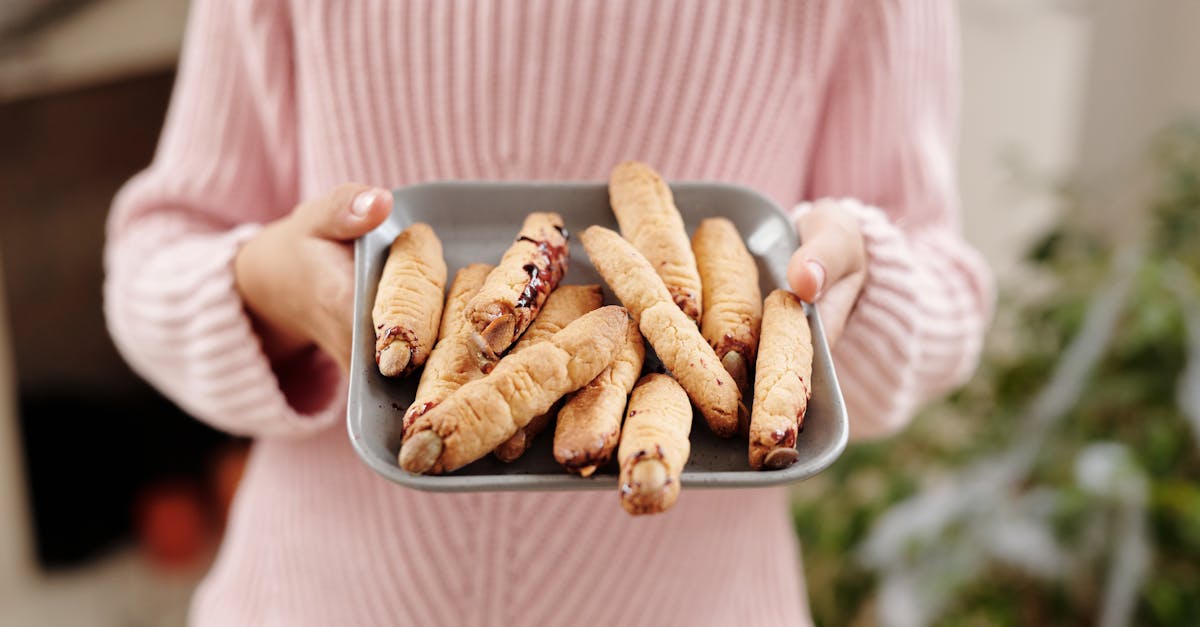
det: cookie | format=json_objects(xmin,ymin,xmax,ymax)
[
  {"xmin": 372, "ymin": 223, "xmax": 448, "ymax": 377},
  {"xmin": 609, "ymin": 161, "xmax": 703, "ymax": 323},
  {"xmin": 493, "ymin": 285, "xmax": 604, "ymax": 462},
  {"xmin": 749, "ymin": 290, "xmax": 813, "ymax": 470},
  {"xmin": 402, "ymin": 263, "xmax": 493, "ymax": 435},
  {"xmin": 692, "ymin": 217, "xmax": 762, "ymax": 406},
  {"xmin": 617, "ymin": 374, "xmax": 692, "ymax": 515},
  {"xmin": 400, "ymin": 306, "xmax": 629, "ymax": 475},
  {"xmin": 464, "ymin": 212, "xmax": 569, "ymax": 363},
  {"xmin": 553, "ymin": 315, "xmax": 645, "ymax": 476}
]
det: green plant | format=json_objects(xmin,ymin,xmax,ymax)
[{"xmin": 792, "ymin": 122, "xmax": 1200, "ymax": 626}]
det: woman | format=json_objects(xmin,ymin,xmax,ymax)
[{"xmin": 105, "ymin": 1, "xmax": 993, "ymax": 624}]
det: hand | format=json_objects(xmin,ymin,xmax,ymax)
[
  {"xmin": 234, "ymin": 184, "xmax": 392, "ymax": 372},
  {"xmin": 786, "ymin": 199, "xmax": 867, "ymax": 346}
]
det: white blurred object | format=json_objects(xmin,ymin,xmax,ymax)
[
  {"xmin": 1074, "ymin": 443, "xmax": 1149, "ymax": 627},
  {"xmin": 1075, "ymin": 443, "xmax": 1143, "ymax": 498},
  {"xmin": 980, "ymin": 493, "xmax": 1066, "ymax": 579}
]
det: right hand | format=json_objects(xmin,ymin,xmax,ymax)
[
  {"xmin": 234, "ymin": 184, "xmax": 392, "ymax": 372},
  {"xmin": 786, "ymin": 199, "xmax": 868, "ymax": 346}
]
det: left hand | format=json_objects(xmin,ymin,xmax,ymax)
[
  {"xmin": 786, "ymin": 199, "xmax": 868, "ymax": 346},
  {"xmin": 234, "ymin": 184, "xmax": 392, "ymax": 373}
]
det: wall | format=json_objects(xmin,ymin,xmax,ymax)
[
  {"xmin": 1074, "ymin": 0, "xmax": 1200, "ymax": 233},
  {"xmin": 957, "ymin": 0, "xmax": 1092, "ymax": 279}
]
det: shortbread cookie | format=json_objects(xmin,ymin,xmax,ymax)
[
  {"xmin": 639, "ymin": 301, "xmax": 740, "ymax": 438},
  {"xmin": 580, "ymin": 226, "xmax": 671, "ymax": 324},
  {"xmin": 402, "ymin": 263, "xmax": 493, "ymax": 435},
  {"xmin": 400, "ymin": 306, "xmax": 628, "ymax": 475},
  {"xmin": 509, "ymin": 285, "xmax": 603, "ymax": 351},
  {"xmin": 584, "ymin": 225, "xmax": 740, "ymax": 437},
  {"xmin": 463, "ymin": 212, "xmax": 569, "ymax": 363},
  {"xmin": 692, "ymin": 217, "xmax": 762, "ymax": 404},
  {"xmin": 553, "ymin": 315, "xmax": 645, "ymax": 476},
  {"xmin": 609, "ymin": 161, "xmax": 703, "ymax": 323},
  {"xmin": 617, "ymin": 374, "xmax": 692, "ymax": 515},
  {"xmin": 493, "ymin": 285, "xmax": 603, "ymax": 462},
  {"xmin": 372, "ymin": 223, "xmax": 447, "ymax": 377},
  {"xmin": 749, "ymin": 290, "xmax": 813, "ymax": 470}
]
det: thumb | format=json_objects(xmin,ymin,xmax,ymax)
[
  {"xmin": 786, "ymin": 199, "xmax": 866, "ymax": 303},
  {"xmin": 294, "ymin": 183, "xmax": 392, "ymax": 241}
]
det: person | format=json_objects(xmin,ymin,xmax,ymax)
[{"xmin": 104, "ymin": 1, "xmax": 994, "ymax": 624}]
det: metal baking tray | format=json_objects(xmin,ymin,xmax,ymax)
[{"xmin": 349, "ymin": 181, "xmax": 848, "ymax": 492}]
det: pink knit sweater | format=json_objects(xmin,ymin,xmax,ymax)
[{"xmin": 104, "ymin": 1, "xmax": 993, "ymax": 625}]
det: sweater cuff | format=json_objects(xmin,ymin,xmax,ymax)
[
  {"xmin": 106, "ymin": 223, "xmax": 346, "ymax": 439},
  {"xmin": 790, "ymin": 198, "xmax": 923, "ymax": 441}
]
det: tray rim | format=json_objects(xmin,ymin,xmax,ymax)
[{"xmin": 348, "ymin": 179, "xmax": 849, "ymax": 492}]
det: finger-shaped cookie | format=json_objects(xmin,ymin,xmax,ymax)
[
  {"xmin": 492, "ymin": 410, "xmax": 553, "ymax": 463},
  {"xmin": 372, "ymin": 223, "xmax": 448, "ymax": 377},
  {"xmin": 580, "ymin": 226, "xmax": 672, "ymax": 324},
  {"xmin": 617, "ymin": 374, "xmax": 692, "ymax": 516},
  {"xmin": 639, "ymin": 301, "xmax": 741, "ymax": 438},
  {"xmin": 583, "ymin": 225, "xmax": 740, "ymax": 436},
  {"xmin": 494, "ymin": 285, "xmax": 604, "ymax": 462},
  {"xmin": 692, "ymin": 217, "xmax": 762, "ymax": 404},
  {"xmin": 400, "ymin": 306, "xmax": 629, "ymax": 475},
  {"xmin": 609, "ymin": 161, "xmax": 703, "ymax": 323},
  {"xmin": 402, "ymin": 263, "xmax": 494, "ymax": 435},
  {"xmin": 510, "ymin": 285, "xmax": 603, "ymax": 351},
  {"xmin": 749, "ymin": 290, "xmax": 813, "ymax": 470},
  {"xmin": 463, "ymin": 213, "xmax": 569, "ymax": 362},
  {"xmin": 554, "ymin": 316, "xmax": 645, "ymax": 476}
]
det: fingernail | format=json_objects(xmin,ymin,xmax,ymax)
[
  {"xmin": 807, "ymin": 260, "xmax": 826, "ymax": 300},
  {"xmin": 351, "ymin": 190, "xmax": 380, "ymax": 217}
]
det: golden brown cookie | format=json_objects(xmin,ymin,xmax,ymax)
[
  {"xmin": 400, "ymin": 306, "xmax": 629, "ymax": 475},
  {"xmin": 580, "ymin": 226, "xmax": 672, "ymax": 324},
  {"xmin": 401, "ymin": 263, "xmax": 493, "ymax": 436},
  {"xmin": 583, "ymin": 225, "xmax": 740, "ymax": 437},
  {"xmin": 509, "ymin": 285, "xmax": 604, "ymax": 351},
  {"xmin": 692, "ymin": 217, "xmax": 762, "ymax": 405},
  {"xmin": 553, "ymin": 315, "xmax": 645, "ymax": 476},
  {"xmin": 372, "ymin": 223, "xmax": 448, "ymax": 377},
  {"xmin": 639, "ymin": 301, "xmax": 741, "ymax": 438},
  {"xmin": 493, "ymin": 285, "xmax": 604, "ymax": 462},
  {"xmin": 749, "ymin": 290, "xmax": 813, "ymax": 470},
  {"xmin": 609, "ymin": 161, "xmax": 703, "ymax": 323},
  {"xmin": 617, "ymin": 374, "xmax": 692, "ymax": 515},
  {"xmin": 463, "ymin": 212, "xmax": 569, "ymax": 363}
]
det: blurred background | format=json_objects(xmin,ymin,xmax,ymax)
[{"xmin": 0, "ymin": 0, "xmax": 1196, "ymax": 625}]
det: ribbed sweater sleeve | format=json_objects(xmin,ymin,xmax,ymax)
[
  {"xmin": 801, "ymin": 0, "xmax": 995, "ymax": 440},
  {"xmin": 103, "ymin": 0, "xmax": 345, "ymax": 438}
]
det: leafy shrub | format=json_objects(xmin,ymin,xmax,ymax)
[{"xmin": 793, "ymin": 123, "xmax": 1200, "ymax": 627}]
